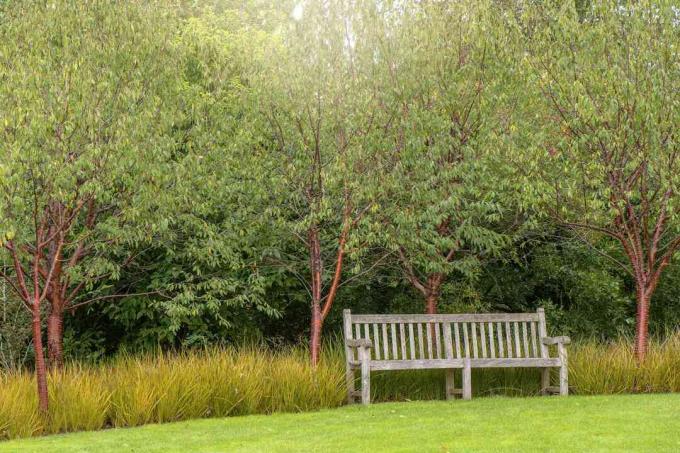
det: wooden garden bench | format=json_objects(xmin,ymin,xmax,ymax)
[{"xmin": 343, "ymin": 308, "xmax": 570, "ymax": 404}]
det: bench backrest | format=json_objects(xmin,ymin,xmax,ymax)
[{"xmin": 343, "ymin": 309, "xmax": 549, "ymax": 362}]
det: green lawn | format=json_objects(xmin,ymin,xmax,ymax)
[{"xmin": 2, "ymin": 394, "xmax": 679, "ymax": 452}]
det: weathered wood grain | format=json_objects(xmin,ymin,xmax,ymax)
[
  {"xmin": 343, "ymin": 309, "xmax": 355, "ymax": 403},
  {"xmin": 530, "ymin": 321, "xmax": 538, "ymax": 357},
  {"xmin": 400, "ymin": 323, "xmax": 407, "ymax": 359},
  {"xmin": 445, "ymin": 369, "xmax": 456, "ymax": 400},
  {"xmin": 454, "ymin": 322, "xmax": 461, "ymax": 358},
  {"xmin": 462, "ymin": 359, "xmax": 472, "ymax": 400},
  {"xmin": 443, "ymin": 323, "xmax": 454, "ymax": 360},
  {"xmin": 352, "ymin": 313, "xmax": 540, "ymax": 323},
  {"xmin": 343, "ymin": 310, "xmax": 570, "ymax": 404},
  {"xmin": 488, "ymin": 322, "xmax": 496, "ymax": 358},
  {"xmin": 471, "ymin": 322, "xmax": 478, "ymax": 359},
  {"xmin": 480, "ymin": 322, "xmax": 487, "ymax": 358},
  {"xmin": 373, "ymin": 323, "xmax": 381, "ymax": 360},
  {"xmin": 382, "ymin": 322, "xmax": 389, "ymax": 360}
]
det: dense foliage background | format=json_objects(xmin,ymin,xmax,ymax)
[{"xmin": 0, "ymin": 0, "xmax": 679, "ymax": 372}]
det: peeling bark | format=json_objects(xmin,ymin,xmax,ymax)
[{"xmin": 32, "ymin": 303, "xmax": 49, "ymax": 413}]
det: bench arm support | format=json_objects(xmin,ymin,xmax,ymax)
[
  {"xmin": 541, "ymin": 336, "xmax": 571, "ymax": 346},
  {"xmin": 346, "ymin": 339, "xmax": 372, "ymax": 405},
  {"xmin": 346, "ymin": 339, "xmax": 373, "ymax": 349},
  {"xmin": 541, "ymin": 336, "xmax": 570, "ymax": 396}
]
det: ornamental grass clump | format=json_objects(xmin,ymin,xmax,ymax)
[{"xmin": 1, "ymin": 336, "xmax": 679, "ymax": 441}]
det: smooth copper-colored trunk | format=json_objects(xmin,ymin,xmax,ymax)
[
  {"xmin": 310, "ymin": 303, "xmax": 323, "ymax": 366},
  {"xmin": 32, "ymin": 305, "xmax": 49, "ymax": 412},
  {"xmin": 634, "ymin": 288, "xmax": 650, "ymax": 363},
  {"xmin": 424, "ymin": 273, "xmax": 443, "ymax": 315},
  {"xmin": 47, "ymin": 308, "xmax": 64, "ymax": 369},
  {"xmin": 308, "ymin": 224, "xmax": 323, "ymax": 366},
  {"xmin": 425, "ymin": 293, "xmax": 438, "ymax": 315}
]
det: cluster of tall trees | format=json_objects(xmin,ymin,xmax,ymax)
[{"xmin": 0, "ymin": 0, "xmax": 678, "ymax": 411}]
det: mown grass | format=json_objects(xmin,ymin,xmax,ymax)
[
  {"xmin": 1, "ymin": 334, "xmax": 679, "ymax": 441},
  {"xmin": 3, "ymin": 394, "xmax": 680, "ymax": 452}
]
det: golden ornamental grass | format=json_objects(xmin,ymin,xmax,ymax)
[{"xmin": 1, "ymin": 334, "xmax": 679, "ymax": 441}]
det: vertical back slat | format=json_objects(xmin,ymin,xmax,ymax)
[
  {"xmin": 522, "ymin": 322, "xmax": 530, "ymax": 357},
  {"xmin": 480, "ymin": 322, "xmax": 488, "ymax": 358},
  {"xmin": 443, "ymin": 323, "xmax": 454, "ymax": 359},
  {"xmin": 530, "ymin": 321, "xmax": 538, "ymax": 357},
  {"xmin": 471, "ymin": 322, "xmax": 478, "ymax": 358},
  {"xmin": 382, "ymin": 323, "xmax": 389, "ymax": 360},
  {"xmin": 497, "ymin": 322, "xmax": 505, "ymax": 358},
  {"xmin": 505, "ymin": 322, "xmax": 513, "ymax": 358},
  {"xmin": 454, "ymin": 323, "xmax": 462, "ymax": 358},
  {"xmin": 343, "ymin": 310, "xmax": 355, "ymax": 363},
  {"xmin": 513, "ymin": 321, "xmax": 522, "ymax": 358},
  {"xmin": 349, "ymin": 314, "xmax": 547, "ymax": 363},
  {"xmin": 373, "ymin": 323, "xmax": 381, "ymax": 360},
  {"xmin": 488, "ymin": 322, "xmax": 496, "ymax": 358},
  {"xmin": 363, "ymin": 324, "xmax": 371, "ymax": 359},
  {"xmin": 537, "ymin": 308, "xmax": 549, "ymax": 358},
  {"xmin": 463, "ymin": 323, "xmax": 470, "ymax": 358}
]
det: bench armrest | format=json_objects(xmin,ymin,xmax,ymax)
[
  {"xmin": 541, "ymin": 336, "xmax": 571, "ymax": 346},
  {"xmin": 346, "ymin": 339, "xmax": 373, "ymax": 349}
]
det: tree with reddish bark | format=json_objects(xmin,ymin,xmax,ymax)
[
  {"xmin": 0, "ymin": 1, "xmax": 182, "ymax": 410},
  {"xmin": 256, "ymin": 1, "xmax": 382, "ymax": 365},
  {"xmin": 368, "ymin": 1, "xmax": 518, "ymax": 314},
  {"xmin": 524, "ymin": 1, "xmax": 680, "ymax": 362}
]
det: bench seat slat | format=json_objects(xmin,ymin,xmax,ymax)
[{"xmin": 363, "ymin": 358, "xmax": 562, "ymax": 371}]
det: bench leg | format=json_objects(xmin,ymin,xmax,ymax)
[
  {"xmin": 558, "ymin": 343, "xmax": 569, "ymax": 396},
  {"xmin": 345, "ymin": 364, "xmax": 355, "ymax": 404},
  {"xmin": 359, "ymin": 347, "xmax": 371, "ymax": 405},
  {"xmin": 559, "ymin": 365, "xmax": 568, "ymax": 396},
  {"xmin": 445, "ymin": 369, "xmax": 455, "ymax": 400},
  {"xmin": 462, "ymin": 359, "xmax": 472, "ymax": 400},
  {"xmin": 540, "ymin": 368, "xmax": 551, "ymax": 395}
]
